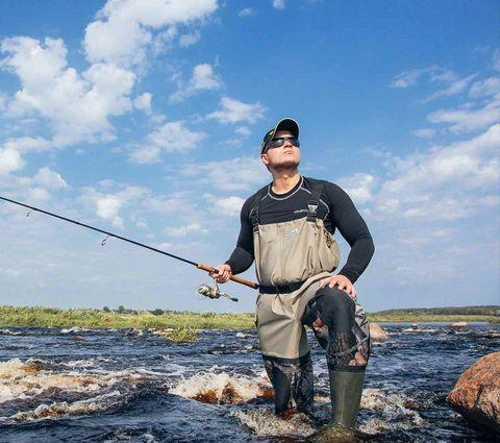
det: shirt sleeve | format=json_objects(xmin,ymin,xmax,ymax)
[
  {"xmin": 324, "ymin": 182, "xmax": 375, "ymax": 283},
  {"xmin": 225, "ymin": 196, "xmax": 255, "ymax": 274}
]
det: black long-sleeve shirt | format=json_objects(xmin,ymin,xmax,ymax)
[{"xmin": 226, "ymin": 176, "xmax": 374, "ymax": 283}]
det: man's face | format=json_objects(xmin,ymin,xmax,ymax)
[{"xmin": 261, "ymin": 130, "xmax": 301, "ymax": 172}]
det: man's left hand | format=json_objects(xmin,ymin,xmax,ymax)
[{"xmin": 319, "ymin": 274, "xmax": 357, "ymax": 301}]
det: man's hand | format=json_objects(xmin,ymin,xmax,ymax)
[
  {"xmin": 209, "ymin": 264, "xmax": 232, "ymax": 284},
  {"xmin": 319, "ymin": 274, "xmax": 357, "ymax": 301}
]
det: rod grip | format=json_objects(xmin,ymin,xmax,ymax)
[{"xmin": 197, "ymin": 264, "xmax": 259, "ymax": 290}]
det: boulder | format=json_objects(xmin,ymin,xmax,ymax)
[
  {"xmin": 369, "ymin": 323, "xmax": 389, "ymax": 343},
  {"xmin": 447, "ymin": 352, "xmax": 500, "ymax": 434},
  {"xmin": 450, "ymin": 321, "xmax": 469, "ymax": 331}
]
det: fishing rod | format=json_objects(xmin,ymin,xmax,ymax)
[{"xmin": 0, "ymin": 196, "xmax": 258, "ymax": 300}]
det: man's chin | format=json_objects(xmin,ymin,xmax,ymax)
[{"xmin": 273, "ymin": 160, "xmax": 300, "ymax": 172}]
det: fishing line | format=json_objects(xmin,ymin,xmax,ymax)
[{"xmin": 0, "ymin": 195, "xmax": 258, "ymax": 299}]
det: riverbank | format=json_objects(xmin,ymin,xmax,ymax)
[
  {"xmin": 1, "ymin": 306, "xmax": 498, "ymax": 337},
  {"xmin": 0, "ymin": 306, "xmax": 255, "ymax": 343}
]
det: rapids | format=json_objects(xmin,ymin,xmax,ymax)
[{"xmin": 0, "ymin": 323, "xmax": 498, "ymax": 442}]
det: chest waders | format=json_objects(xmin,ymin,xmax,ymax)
[{"xmin": 251, "ymin": 182, "xmax": 371, "ymax": 431}]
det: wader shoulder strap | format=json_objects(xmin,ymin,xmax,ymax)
[
  {"xmin": 306, "ymin": 180, "xmax": 324, "ymax": 222},
  {"xmin": 249, "ymin": 186, "xmax": 269, "ymax": 231}
]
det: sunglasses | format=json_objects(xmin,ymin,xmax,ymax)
[{"xmin": 266, "ymin": 136, "xmax": 300, "ymax": 150}]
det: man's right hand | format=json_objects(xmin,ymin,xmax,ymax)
[{"xmin": 209, "ymin": 264, "xmax": 232, "ymax": 284}]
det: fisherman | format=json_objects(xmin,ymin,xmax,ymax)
[{"xmin": 212, "ymin": 118, "xmax": 374, "ymax": 436}]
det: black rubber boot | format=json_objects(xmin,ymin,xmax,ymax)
[
  {"xmin": 309, "ymin": 369, "xmax": 365, "ymax": 442},
  {"xmin": 331, "ymin": 369, "xmax": 365, "ymax": 428}
]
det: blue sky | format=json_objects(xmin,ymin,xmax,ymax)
[{"xmin": 0, "ymin": 0, "xmax": 498, "ymax": 312}]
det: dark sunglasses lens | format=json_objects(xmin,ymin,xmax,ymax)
[
  {"xmin": 269, "ymin": 138, "xmax": 284, "ymax": 149},
  {"xmin": 269, "ymin": 137, "xmax": 299, "ymax": 149}
]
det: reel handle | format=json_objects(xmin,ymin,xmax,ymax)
[{"xmin": 197, "ymin": 264, "xmax": 259, "ymax": 290}]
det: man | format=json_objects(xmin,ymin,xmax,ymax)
[{"xmin": 213, "ymin": 118, "xmax": 374, "ymax": 436}]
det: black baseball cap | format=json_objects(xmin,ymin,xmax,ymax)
[{"xmin": 261, "ymin": 118, "xmax": 300, "ymax": 154}]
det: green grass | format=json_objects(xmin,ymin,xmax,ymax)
[
  {"xmin": 0, "ymin": 306, "xmax": 497, "ymax": 344},
  {"xmin": 367, "ymin": 314, "xmax": 499, "ymax": 323},
  {"xmin": 0, "ymin": 306, "xmax": 255, "ymax": 343}
]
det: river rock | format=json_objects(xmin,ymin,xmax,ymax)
[
  {"xmin": 447, "ymin": 352, "xmax": 500, "ymax": 433},
  {"xmin": 369, "ymin": 323, "xmax": 389, "ymax": 342},
  {"xmin": 449, "ymin": 321, "xmax": 469, "ymax": 331}
]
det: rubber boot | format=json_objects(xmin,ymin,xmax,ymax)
[
  {"xmin": 331, "ymin": 369, "xmax": 365, "ymax": 428},
  {"xmin": 310, "ymin": 369, "xmax": 365, "ymax": 442}
]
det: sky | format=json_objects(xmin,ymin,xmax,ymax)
[{"xmin": 0, "ymin": 0, "xmax": 498, "ymax": 313}]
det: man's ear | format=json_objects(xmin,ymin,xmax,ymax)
[{"xmin": 261, "ymin": 153, "xmax": 269, "ymax": 167}]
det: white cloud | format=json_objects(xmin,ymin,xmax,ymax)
[
  {"xmin": 238, "ymin": 8, "xmax": 255, "ymax": 17},
  {"xmin": 0, "ymin": 148, "xmax": 24, "ymax": 175},
  {"xmin": 338, "ymin": 173, "xmax": 376, "ymax": 205},
  {"xmin": 33, "ymin": 167, "xmax": 68, "ymax": 190},
  {"xmin": 371, "ymin": 124, "xmax": 500, "ymax": 223},
  {"xmin": 1, "ymin": 37, "xmax": 136, "ymax": 146},
  {"xmin": 469, "ymin": 77, "xmax": 500, "ymax": 98},
  {"xmin": 235, "ymin": 126, "xmax": 251, "ymax": 137},
  {"xmin": 96, "ymin": 196, "xmax": 123, "ymax": 227},
  {"xmin": 428, "ymin": 98, "xmax": 500, "ymax": 133},
  {"xmin": 133, "ymin": 92, "xmax": 152, "ymax": 113},
  {"xmin": 422, "ymin": 74, "xmax": 477, "ymax": 103},
  {"xmin": 390, "ymin": 66, "xmax": 442, "ymax": 88},
  {"xmin": 390, "ymin": 65, "xmax": 461, "ymax": 92},
  {"xmin": 27, "ymin": 187, "xmax": 51, "ymax": 203},
  {"xmin": 391, "ymin": 69, "xmax": 424, "ymax": 88},
  {"xmin": 210, "ymin": 196, "xmax": 245, "ymax": 217},
  {"xmin": 183, "ymin": 156, "xmax": 268, "ymax": 192},
  {"xmin": 130, "ymin": 121, "xmax": 206, "ymax": 163},
  {"xmin": 412, "ymin": 128, "xmax": 436, "ymax": 139},
  {"xmin": 391, "ymin": 124, "xmax": 499, "ymax": 190},
  {"xmin": 144, "ymin": 194, "xmax": 197, "ymax": 216},
  {"xmin": 164, "ymin": 222, "xmax": 206, "ymax": 237},
  {"xmin": 170, "ymin": 63, "xmax": 221, "ymax": 103},
  {"xmin": 191, "ymin": 63, "xmax": 221, "ymax": 90},
  {"xmin": 273, "ymin": 0, "xmax": 286, "ymax": 10},
  {"xmin": 84, "ymin": 0, "xmax": 219, "ymax": 67},
  {"xmin": 207, "ymin": 96, "xmax": 265, "ymax": 124},
  {"xmin": 82, "ymin": 185, "xmax": 149, "ymax": 228},
  {"xmin": 179, "ymin": 31, "xmax": 201, "ymax": 47},
  {"xmin": 493, "ymin": 49, "xmax": 500, "ymax": 72},
  {"xmin": 3, "ymin": 137, "xmax": 52, "ymax": 153}
]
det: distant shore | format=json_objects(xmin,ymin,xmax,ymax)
[{"xmin": 1, "ymin": 306, "xmax": 498, "ymax": 339}]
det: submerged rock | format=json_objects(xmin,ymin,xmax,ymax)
[
  {"xmin": 449, "ymin": 322, "xmax": 469, "ymax": 331},
  {"xmin": 369, "ymin": 323, "xmax": 389, "ymax": 342},
  {"xmin": 447, "ymin": 352, "xmax": 500, "ymax": 433},
  {"xmin": 309, "ymin": 424, "xmax": 359, "ymax": 443},
  {"xmin": 61, "ymin": 326, "xmax": 82, "ymax": 334}
]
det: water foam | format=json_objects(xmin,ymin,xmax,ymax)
[
  {"xmin": 0, "ymin": 358, "xmax": 114, "ymax": 403},
  {"xmin": 171, "ymin": 372, "xmax": 273, "ymax": 405},
  {"xmin": 233, "ymin": 409, "xmax": 316, "ymax": 438},
  {"xmin": 359, "ymin": 388, "xmax": 426, "ymax": 434},
  {"xmin": 5, "ymin": 390, "xmax": 125, "ymax": 423}
]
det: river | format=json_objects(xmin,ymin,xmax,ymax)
[{"xmin": 0, "ymin": 323, "xmax": 498, "ymax": 442}]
